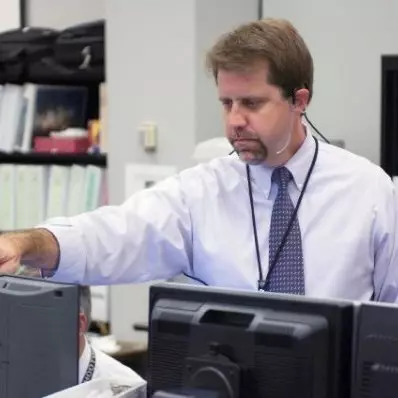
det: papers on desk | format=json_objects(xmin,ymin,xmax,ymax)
[
  {"xmin": 88, "ymin": 334, "xmax": 121, "ymax": 355},
  {"xmin": 43, "ymin": 377, "xmax": 146, "ymax": 398}
]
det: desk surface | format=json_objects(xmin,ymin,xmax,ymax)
[
  {"xmin": 112, "ymin": 341, "xmax": 147, "ymax": 359},
  {"xmin": 111, "ymin": 341, "xmax": 148, "ymax": 378}
]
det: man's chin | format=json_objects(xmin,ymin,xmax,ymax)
[{"xmin": 237, "ymin": 151, "xmax": 266, "ymax": 165}]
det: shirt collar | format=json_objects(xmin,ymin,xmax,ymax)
[
  {"xmin": 79, "ymin": 336, "xmax": 91, "ymax": 383},
  {"xmin": 248, "ymin": 127, "xmax": 315, "ymax": 198}
]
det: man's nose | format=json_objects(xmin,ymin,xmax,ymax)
[{"xmin": 227, "ymin": 105, "xmax": 247, "ymax": 128}]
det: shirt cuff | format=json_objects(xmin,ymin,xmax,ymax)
[{"xmin": 38, "ymin": 221, "xmax": 87, "ymax": 284}]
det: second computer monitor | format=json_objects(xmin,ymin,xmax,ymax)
[
  {"xmin": 0, "ymin": 275, "xmax": 80, "ymax": 398},
  {"xmin": 352, "ymin": 301, "xmax": 398, "ymax": 398},
  {"xmin": 147, "ymin": 283, "xmax": 355, "ymax": 398}
]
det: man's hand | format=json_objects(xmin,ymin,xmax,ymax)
[
  {"xmin": 0, "ymin": 235, "xmax": 23, "ymax": 274},
  {"xmin": 0, "ymin": 229, "xmax": 60, "ymax": 275}
]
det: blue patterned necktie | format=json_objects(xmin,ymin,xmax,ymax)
[{"xmin": 265, "ymin": 166, "xmax": 305, "ymax": 295}]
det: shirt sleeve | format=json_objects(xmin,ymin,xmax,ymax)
[
  {"xmin": 373, "ymin": 171, "xmax": 398, "ymax": 302},
  {"xmin": 40, "ymin": 174, "xmax": 193, "ymax": 285}
]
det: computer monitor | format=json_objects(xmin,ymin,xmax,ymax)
[
  {"xmin": 0, "ymin": 274, "xmax": 79, "ymax": 398},
  {"xmin": 147, "ymin": 283, "xmax": 355, "ymax": 398},
  {"xmin": 352, "ymin": 301, "xmax": 398, "ymax": 398}
]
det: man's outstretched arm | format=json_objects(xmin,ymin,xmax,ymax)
[
  {"xmin": 0, "ymin": 174, "xmax": 193, "ymax": 285},
  {"xmin": 0, "ymin": 228, "xmax": 59, "ymax": 274}
]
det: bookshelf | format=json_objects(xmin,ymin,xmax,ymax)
[
  {"xmin": 0, "ymin": 20, "xmax": 105, "ymax": 160},
  {"xmin": 0, "ymin": 151, "xmax": 107, "ymax": 167},
  {"xmin": 0, "ymin": 21, "xmax": 108, "ymax": 234}
]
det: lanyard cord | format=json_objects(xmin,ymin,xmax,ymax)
[
  {"xmin": 246, "ymin": 136, "xmax": 319, "ymax": 291},
  {"xmin": 82, "ymin": 346, "xmax": 96, "ymax": 383}
]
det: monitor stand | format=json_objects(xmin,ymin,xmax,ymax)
[{"xmin": 152, "ymin": 343, "xmax": 240, "ymax": 398}]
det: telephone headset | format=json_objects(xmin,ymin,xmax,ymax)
[{"xmin": 182, "ymin": 87, "xmax": 331, "ymax": 291}]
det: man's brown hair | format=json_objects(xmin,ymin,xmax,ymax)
[{"xmin": 206, "ymin": 18, "xmax": 314, "ymax": 102}]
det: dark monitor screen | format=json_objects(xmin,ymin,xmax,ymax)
[
  {"xmin": 147, "ymin": 283, "xmax": 354, "ymax": 398},
  {"xmin": 0, "ymin": 275, "xmax": 79, "ymax": 398},
  {"xmin": 352, "ymin": 301, "xmax": 398, "ymax": 398}
]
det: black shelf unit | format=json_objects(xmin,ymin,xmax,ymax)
[
  {"xmin": 381, "ymin": 55, "xmax": 398, "ymax": 176},
  {"xmin": 0, "ymin": 18, "xmax": 106, "ymax": 167},
  {"xmin": 0, "ymin": 152, "xmax": 107, "ymax": 167}
]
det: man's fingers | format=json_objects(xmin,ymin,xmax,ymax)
[{"xmin": 0, "ymin": 261, "xmax": 21, "ymax": 274}]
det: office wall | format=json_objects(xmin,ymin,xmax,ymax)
[
  {"xmin": 26, "ymin": 0, "xmax": 104, "ymax": 28},
  {"xmin": 195, "ymin": 0, "xmax": 262, "ymax": 144},
  {"xmin": 261, "ymin": 0, "xmax": 398, "ymax": 165},
  {"xmin": 106, "ymin": 0, "xmax": 259, "ymax": 342},
  {"xmin": 0, "ymin": 0, "xmax": 20, "ymax": 31}
]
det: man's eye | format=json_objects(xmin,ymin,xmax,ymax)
[
  {"xmin": 221, "ymin": 100, "xmax": 232, "ymax": 110},
  {"xmin": 242, "ymin": 99, "xmax": 261, "ymax": 109}
]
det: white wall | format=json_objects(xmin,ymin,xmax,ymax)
[
  {"xmin": 105, "ymin": 0, "xmax": 259, "ymax": 342},
  {"xmin": 26, "ymin": 0, "xmax": 104, "ymax": 28},
  {"xmin": 0, "ymin": 0, "xmax": 20, "ymax": 32},
  {"xmin": 194, "ymin": 0, "xmax": 262, "ymax": 144},
  {"xmin": 262, "ymin": 0, "xmax": 398, "ymax": 164}
]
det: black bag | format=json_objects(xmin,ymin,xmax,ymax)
[
  {"xmin": 0, "ymin": 27, "xmax": 59, "ymax": 83},
  {"xmin": 50, "ymin": 19, "xmax": 105, "ymax": 82}
]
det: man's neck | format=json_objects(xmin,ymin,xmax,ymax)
[
  {"xmin": 79, "ymin": 334, "xmax": 86, "ymax": 357},
  {"xmin": 265, "ymin": 121, "xmax": 306, "ymax": 167}
]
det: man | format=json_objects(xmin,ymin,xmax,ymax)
[
  {"xmin": 78, "ymin": 286, "xmax": 146, "ymax": 385},
  {"xmin": 0, "ymin": 18, "xmax": 397, "ymax": 302},
  {"xmin": 14, "ymin": 267, "xmax": 146, "ymax": 385}
]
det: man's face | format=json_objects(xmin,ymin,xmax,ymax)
[{"xmin": 217, "ymin": 64, "xmax": 297, "ymax": 165}]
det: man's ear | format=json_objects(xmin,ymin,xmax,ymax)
[
  {"xmin": 292, "ymin": 88, "xmax": 310, "ymax": 114},
  {"xmin": 79, "ymin": 312, "xmax": 88, "ymax": 336}
]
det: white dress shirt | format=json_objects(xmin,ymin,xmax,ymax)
[
  {"xmin": 43, "ymin": 129, "xmax": 398, "ymax": 302},
  {"xmin": 79, "ymin": 339, "xmax": 145, "ymax": 385}
]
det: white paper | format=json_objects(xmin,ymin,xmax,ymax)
[
  {"xmin": 125, "ymin": 163, "xmax": 177, "ymax": 197},
  {"xmin": 91, "ymin": 285, "xmax": 110, "ymax": 323},
  {"xmin": 43, "ymin": 377, "xmax": 146, "ymax": 398}
]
